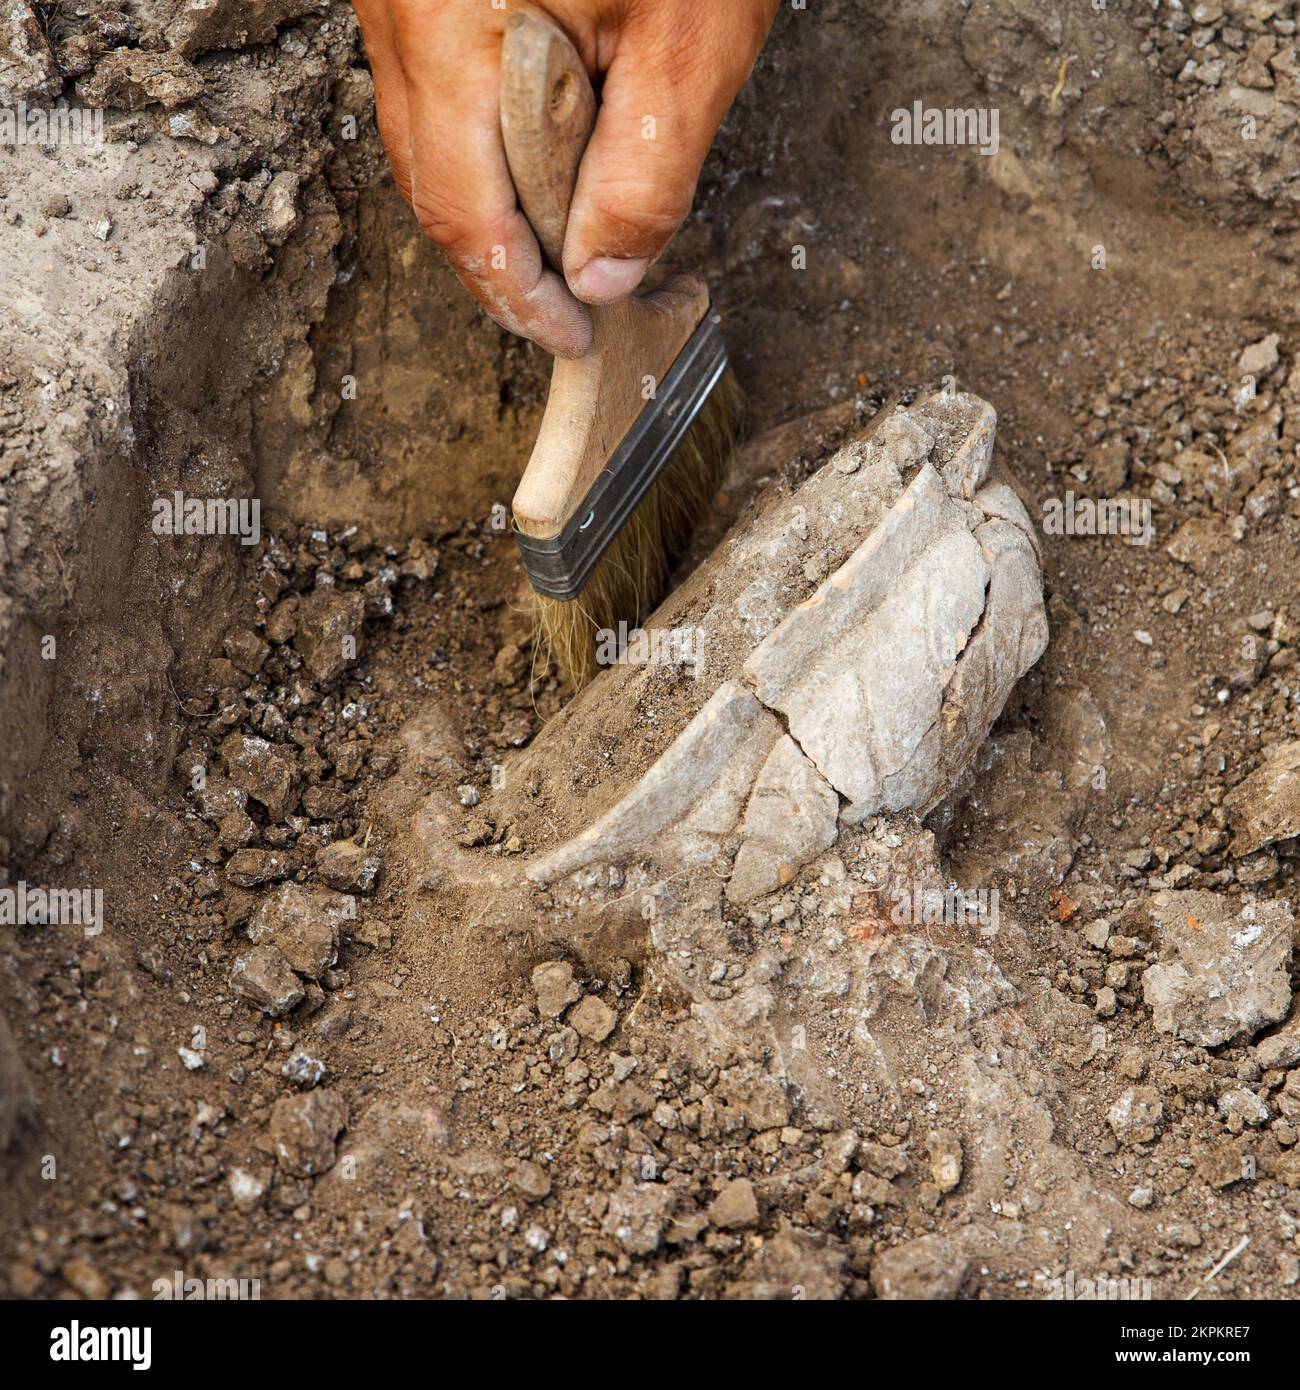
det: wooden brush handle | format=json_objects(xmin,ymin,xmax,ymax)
[
  {"xmin": 499, "ymin": 8, "xmax": 596, "ymax": 271},
  {"xmin": 500, "ymin": 6, "xmax": 710, "ymax": 542}
]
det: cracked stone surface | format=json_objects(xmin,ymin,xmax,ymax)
[
  {"xmin": 744, "ymin": 462, "xmax": 992, "ymax": 820},
  {"xmin": 726, "ymin": 735, "xmax": 841, "ymax": 905},
  {"xmin": 527, "ymin": 682, "xmax": 780, "ymax": 882},
  {"xmin": 498, "ymin": 390, "xmax": 1047, "ymax": 906}
]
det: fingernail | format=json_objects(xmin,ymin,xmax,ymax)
[{"xmin": 571, "ymin": 256, "xmax": 649, "ymax": 303}]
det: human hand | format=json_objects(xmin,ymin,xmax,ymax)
[{"xmin": 350, "ymin": 0, "xmax": 778, "ymax": 357}]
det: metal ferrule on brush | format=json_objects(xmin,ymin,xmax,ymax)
[{"xmin": 514, "ymin": 308, "xmax": 729, "ymax": 602}]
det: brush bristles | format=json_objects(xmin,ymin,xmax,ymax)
[{"xmin": 532, "ymin": 368, "xmax": 743, "ymax": 689}]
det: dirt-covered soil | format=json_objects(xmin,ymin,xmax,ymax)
[{"xmin": 5, "ymin": 0, "xmax": 1300, "ymax": 1300}]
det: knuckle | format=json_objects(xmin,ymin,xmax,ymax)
[{"xmin": 592, "ymin": 185, "xmax": 691, "ymax": 248}]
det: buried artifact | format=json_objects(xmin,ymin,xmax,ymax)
[{"xmin": 414, "ymin": 388, "xmax": 1048, "ymax": 931}]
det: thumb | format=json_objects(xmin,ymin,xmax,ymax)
[{"xmin": 561, "ymin": 8, "xmax": 760, "ymax": 304}]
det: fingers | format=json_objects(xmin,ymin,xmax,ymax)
[
  {"xmin": 352, "ymin": 0, "xmax": 777, "ymax": 347},
  {"xmin": 361, "ymin": 1, "xmax": 593, "ymax": 358},
  {"xmin": 561, "ymin": 0, "xmax": 777, "ymax": 304}
]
